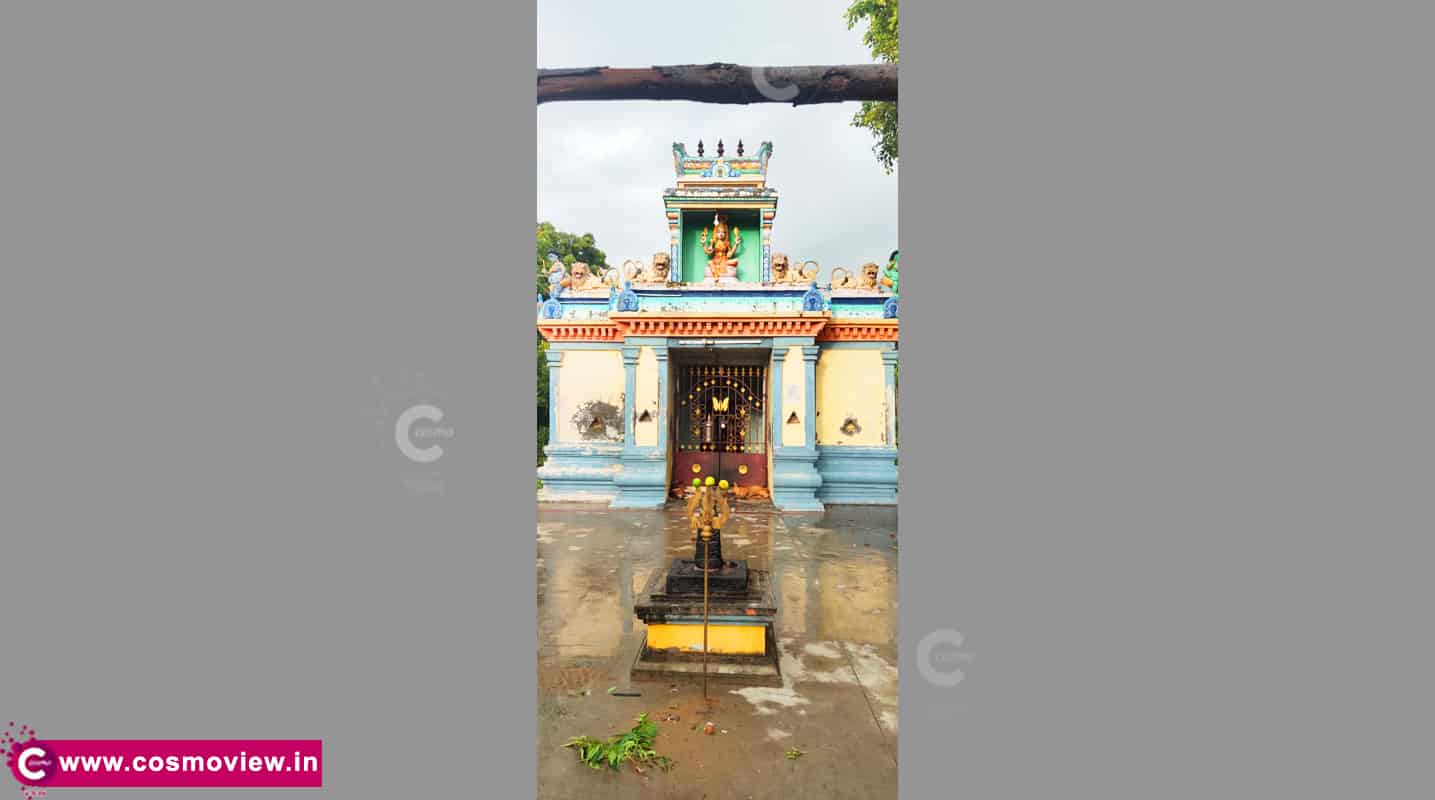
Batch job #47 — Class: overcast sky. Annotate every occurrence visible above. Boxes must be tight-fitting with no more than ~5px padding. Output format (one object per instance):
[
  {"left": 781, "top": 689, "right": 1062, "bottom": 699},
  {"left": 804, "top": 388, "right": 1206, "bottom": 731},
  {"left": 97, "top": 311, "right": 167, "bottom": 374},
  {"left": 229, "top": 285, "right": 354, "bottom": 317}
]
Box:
[{"left": 537, "top": 0, "right": 898, "bottom": 280}]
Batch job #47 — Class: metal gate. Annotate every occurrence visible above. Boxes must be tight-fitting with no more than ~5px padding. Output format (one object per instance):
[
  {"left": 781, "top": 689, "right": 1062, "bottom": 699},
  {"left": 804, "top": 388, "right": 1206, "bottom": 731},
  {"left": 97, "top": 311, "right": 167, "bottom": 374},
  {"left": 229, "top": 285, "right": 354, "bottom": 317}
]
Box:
[{"left": 672, "top": 360, "right": 768, "bottom": 491}]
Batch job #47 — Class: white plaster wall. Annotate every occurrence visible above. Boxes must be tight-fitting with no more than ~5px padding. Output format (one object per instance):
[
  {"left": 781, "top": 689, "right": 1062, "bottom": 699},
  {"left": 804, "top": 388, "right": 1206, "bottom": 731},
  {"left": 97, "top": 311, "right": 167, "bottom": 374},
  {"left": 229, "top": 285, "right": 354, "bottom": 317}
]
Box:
[
  {"left": 634, "top": 346, "right": 659, "bottom": 447},
  {"left": 781, "top": 345, "right": 806, "bottom": 447},
  {"left": 554, "top": 349, "right": 625, "bottom": 443}
]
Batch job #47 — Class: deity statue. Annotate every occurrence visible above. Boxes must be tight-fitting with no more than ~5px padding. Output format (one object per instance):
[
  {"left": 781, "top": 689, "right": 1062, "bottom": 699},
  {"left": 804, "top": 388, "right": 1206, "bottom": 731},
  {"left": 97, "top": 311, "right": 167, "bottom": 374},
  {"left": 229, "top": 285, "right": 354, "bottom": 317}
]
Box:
[
  {"left": 546, "top": 260, "right": 567, "bottom": 296},
  {"left": 770, "top": 253, "right": 818, "bottom": 285},
  {"left": 881, "top": 250, "right": 898, "bottom": 295},
  {"left": 699, "top": 213, "right": 742, "bottom": 280}
]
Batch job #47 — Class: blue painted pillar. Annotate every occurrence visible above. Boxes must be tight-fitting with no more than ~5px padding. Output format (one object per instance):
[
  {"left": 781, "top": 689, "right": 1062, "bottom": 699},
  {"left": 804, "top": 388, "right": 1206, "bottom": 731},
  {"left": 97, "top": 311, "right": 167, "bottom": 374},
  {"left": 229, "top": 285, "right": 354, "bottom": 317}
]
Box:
[
  {"left": 882, "top": 347, "right": 899, "bottom": 447},
  {"left": 621, "top": 346, "right": 639, "bottom": 449},
  {"left": 769, "top": 340, "right": 823, "bottom": 512},
  {"left": 802, "top": 345, "right": 820, "bottom": 450},
  {"left": 545, "top": 348, "right": 563, "bottom": 445},
  {"left": 669, "top": 211, "right": 683, "bottom": 282},
  {"left": 612, "top": 344, "right": 668, "bottom": 509},
  {"left": 761, "top": 222, "right": 772, "bottom": 283}
]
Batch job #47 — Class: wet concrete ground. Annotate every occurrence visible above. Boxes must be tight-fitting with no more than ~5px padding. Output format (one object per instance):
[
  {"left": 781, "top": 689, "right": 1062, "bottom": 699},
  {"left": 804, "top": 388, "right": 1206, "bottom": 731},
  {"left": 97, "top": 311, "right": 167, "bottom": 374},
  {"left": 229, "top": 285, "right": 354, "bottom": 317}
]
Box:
[{"left": 537, "top": 502, "right": 898, "bottom": 799}]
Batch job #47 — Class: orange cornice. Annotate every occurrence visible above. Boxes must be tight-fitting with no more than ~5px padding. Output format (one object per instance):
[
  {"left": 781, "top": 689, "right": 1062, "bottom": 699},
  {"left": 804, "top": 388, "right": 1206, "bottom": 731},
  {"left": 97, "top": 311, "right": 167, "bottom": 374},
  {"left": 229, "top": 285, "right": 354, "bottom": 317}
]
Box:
[
  {"left": 538, "top": 313, "right": 897, "bottom": 343},
  {"left": 816, "top": 318, "right": 900, "bottom": 343},
  {"left": 536, "top": 320, "right": 622, "bottom": 342},
  {"left": 609, "top": 312, "right": 829, "bottom": 338}
]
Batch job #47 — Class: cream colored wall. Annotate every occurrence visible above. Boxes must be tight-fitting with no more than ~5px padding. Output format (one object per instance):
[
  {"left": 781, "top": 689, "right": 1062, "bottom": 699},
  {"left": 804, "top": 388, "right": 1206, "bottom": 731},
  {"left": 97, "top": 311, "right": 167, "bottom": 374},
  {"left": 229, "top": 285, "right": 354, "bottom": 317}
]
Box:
[
  {"left": 780, "top": 345, "right": 806, "bottom": 447},
  {"left": 815, "top": 349, "right": 887, "bottom": 446},
  {"left": 634, "top": 346, "right": 659, "bottom": 447},
  {"left": 554, "top": 348, "right": 625, "bottom": 443}
]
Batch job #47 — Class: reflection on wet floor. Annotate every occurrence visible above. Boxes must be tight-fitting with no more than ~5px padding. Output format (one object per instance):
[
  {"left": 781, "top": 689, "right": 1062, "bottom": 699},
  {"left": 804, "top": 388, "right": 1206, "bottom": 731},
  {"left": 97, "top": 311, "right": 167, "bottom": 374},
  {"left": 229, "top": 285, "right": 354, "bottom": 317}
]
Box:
[
  {"left": 537, "top": 503, "right": 898, "bottom": 660},
  {"left": 537, "top": 502, "right": 902, "bottom": 796}
]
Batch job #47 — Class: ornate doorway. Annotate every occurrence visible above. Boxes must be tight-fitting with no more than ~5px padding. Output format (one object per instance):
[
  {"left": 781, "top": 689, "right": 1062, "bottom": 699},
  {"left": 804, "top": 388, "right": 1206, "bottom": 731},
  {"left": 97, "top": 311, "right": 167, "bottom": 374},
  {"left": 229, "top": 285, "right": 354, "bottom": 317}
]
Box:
[{"left": 672, "top": 356, "right": 768, "bottom": 491}]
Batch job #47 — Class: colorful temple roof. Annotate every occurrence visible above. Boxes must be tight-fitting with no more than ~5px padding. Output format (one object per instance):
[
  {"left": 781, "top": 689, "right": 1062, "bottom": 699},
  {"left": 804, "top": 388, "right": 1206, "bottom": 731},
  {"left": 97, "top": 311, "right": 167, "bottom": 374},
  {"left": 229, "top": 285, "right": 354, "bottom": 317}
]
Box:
[
  {"left": 671, "top": 140, "right": 773, "bottom": 190},
  {"left": 539, "top": 140, "right": 897, "bottom": 342}
]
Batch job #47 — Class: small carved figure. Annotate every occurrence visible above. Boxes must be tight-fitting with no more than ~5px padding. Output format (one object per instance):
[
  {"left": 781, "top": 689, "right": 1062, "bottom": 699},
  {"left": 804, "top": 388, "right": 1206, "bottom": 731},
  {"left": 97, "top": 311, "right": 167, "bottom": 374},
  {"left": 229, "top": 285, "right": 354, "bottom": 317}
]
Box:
[
  {"left": 547, "top": 261, "right": 567, "bottom": 295},
  {"left": 769, "top": 255, "right": 792, "bottom": 284},
  {"left": 567, "top": 261, "right": 590, "bottom": 290},
  {"left": 699, "top": 213, "right": 741, "bottom": 279},
  {"left": 881, "top": 249, "right": 899, "bottom": 295},
  {"left": 770, "top": 253, "right": 792, "bottom": 283},
  {"left": 832, "top": 262, "right": 883, "bottom": 291},
  {"left": 560, "top": 261, "right": 605, "bottom": 291},
  {"left": 858, "top": 261, "right": 882, "bottom": 290},
  {"left": 651, "top": 251, "right": 671, "bottom": 282},
  {"left": 770, "top": 253, "right": 818, "bottom": 285},
  {"left": 625, "top": 252, "right": 670, "bottom": 284}
]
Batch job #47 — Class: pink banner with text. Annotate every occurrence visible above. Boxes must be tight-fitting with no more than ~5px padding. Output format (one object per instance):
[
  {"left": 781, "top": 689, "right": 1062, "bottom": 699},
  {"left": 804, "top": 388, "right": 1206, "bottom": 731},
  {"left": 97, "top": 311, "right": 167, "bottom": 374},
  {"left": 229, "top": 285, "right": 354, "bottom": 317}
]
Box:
[{"left": 7, "top": 739, "right": 322, "bottom": 788}]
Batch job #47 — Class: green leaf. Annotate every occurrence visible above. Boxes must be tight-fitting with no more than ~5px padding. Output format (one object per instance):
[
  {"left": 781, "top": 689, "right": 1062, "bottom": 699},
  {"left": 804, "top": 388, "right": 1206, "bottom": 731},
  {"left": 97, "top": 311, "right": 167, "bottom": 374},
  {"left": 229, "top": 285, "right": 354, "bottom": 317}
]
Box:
[
  {"left": 562, "top": 713, "right": 677, "bottom": 775},
  {"left": 843, "top": 1, "right": 899, "bottom": 171}
]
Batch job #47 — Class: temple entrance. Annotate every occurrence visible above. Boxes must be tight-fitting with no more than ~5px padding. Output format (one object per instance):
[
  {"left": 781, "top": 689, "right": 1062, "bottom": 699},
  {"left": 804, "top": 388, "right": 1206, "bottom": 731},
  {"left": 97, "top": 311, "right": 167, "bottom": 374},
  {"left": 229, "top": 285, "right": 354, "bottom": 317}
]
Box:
[{"left": 671, "top": 352, "right": 769, "bottom": 493}]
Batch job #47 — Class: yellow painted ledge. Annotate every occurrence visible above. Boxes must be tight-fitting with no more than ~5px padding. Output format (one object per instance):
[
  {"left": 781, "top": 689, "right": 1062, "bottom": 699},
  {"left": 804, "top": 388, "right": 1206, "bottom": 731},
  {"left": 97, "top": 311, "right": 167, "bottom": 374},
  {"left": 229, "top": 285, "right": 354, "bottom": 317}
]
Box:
[{"left": 646, "top": 623, "right": 766, "bottom": 655}]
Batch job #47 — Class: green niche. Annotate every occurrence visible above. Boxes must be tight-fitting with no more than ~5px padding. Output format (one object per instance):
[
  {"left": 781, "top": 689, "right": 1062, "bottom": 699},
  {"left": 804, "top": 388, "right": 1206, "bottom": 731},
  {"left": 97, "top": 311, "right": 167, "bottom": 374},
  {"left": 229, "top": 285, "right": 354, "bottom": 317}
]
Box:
[{"left": 680, "top": 209, "right": 762, "bottom": 283}]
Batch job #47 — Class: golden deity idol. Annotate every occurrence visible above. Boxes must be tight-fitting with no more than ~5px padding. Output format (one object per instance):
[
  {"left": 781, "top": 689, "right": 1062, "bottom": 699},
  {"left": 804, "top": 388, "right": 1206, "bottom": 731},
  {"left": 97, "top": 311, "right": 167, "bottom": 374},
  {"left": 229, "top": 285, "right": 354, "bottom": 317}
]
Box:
[{"left": 699, "top": 213, "right": 742, "bottom": 279}]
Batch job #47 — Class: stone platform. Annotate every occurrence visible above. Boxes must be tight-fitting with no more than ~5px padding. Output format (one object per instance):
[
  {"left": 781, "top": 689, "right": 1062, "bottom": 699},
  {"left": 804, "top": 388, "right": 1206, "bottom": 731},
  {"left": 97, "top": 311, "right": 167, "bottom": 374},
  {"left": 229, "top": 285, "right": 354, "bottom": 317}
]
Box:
[
  {"left": 662, "top": 557, "right": 749, "bottom": 594},
  {"left": 632, "top": 564, "right": 780, "bottom": 685}
]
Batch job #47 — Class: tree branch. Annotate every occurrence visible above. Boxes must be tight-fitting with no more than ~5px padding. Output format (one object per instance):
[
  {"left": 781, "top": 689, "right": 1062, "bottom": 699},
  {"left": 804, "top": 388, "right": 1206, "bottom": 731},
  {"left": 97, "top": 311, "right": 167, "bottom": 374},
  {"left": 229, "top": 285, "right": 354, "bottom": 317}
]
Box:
[{"left": 537, "top": 63, "right": 897, "bottom": 106}]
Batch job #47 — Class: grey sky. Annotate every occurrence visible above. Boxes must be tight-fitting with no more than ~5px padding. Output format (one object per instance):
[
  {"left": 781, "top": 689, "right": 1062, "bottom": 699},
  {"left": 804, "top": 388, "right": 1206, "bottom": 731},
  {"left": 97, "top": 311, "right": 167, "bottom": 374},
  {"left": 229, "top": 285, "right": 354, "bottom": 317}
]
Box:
[{"left": 538, "top": 0, "right": 898, "bottom": 280}]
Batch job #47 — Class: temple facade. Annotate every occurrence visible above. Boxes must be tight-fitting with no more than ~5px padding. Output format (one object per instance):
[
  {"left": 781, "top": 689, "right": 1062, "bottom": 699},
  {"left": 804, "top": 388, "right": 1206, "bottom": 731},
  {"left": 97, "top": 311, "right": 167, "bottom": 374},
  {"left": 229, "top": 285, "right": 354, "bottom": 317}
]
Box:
[{"left": 538, "top": 140, "right": 898, "bottom": 512}]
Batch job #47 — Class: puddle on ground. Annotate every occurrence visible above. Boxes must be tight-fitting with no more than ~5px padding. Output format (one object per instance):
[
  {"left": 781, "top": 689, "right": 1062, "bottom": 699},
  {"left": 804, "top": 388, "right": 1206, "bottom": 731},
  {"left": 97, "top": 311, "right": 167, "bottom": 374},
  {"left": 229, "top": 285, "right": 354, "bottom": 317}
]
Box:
[{"left": 536, "top": 503, "right": 897, "bottom": 691}]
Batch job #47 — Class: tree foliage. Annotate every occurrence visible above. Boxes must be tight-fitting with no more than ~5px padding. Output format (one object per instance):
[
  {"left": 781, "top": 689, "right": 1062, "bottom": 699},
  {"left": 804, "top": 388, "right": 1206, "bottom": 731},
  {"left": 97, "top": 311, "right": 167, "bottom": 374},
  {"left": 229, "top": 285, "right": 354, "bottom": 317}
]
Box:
[
  {"left": 537, "top": 334, "right": 549, "bottom": 466},
  {"left": 536, "top": 222, "right": 609, "bottom": 465},
  {"left": 536, "top": 221, "right": 608, "bottom": 299},
  {"left": 845, "top": 0, "right": 898, "bottom": 172}
]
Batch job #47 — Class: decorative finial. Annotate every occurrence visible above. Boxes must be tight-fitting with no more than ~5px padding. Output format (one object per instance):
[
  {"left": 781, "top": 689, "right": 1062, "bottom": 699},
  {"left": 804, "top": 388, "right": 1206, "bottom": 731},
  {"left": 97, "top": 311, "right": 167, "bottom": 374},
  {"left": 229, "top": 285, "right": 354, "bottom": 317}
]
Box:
[
  {"left": 697, "top": 139, "right": 704, "bottom": 157},
  {"left": 717, "top": 139, "right": 724, "bottom": 157},
  {"left": 737, "top": 139, "right": 744, "bottom": 157}
]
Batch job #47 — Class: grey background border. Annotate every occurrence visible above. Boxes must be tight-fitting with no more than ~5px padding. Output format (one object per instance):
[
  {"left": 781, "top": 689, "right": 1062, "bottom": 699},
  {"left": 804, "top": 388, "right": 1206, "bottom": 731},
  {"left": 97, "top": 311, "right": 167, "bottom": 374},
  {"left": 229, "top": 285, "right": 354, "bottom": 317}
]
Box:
[
  {"left": 905, "top": 1, "right": 1432, "bottom": 796},
  {"left": 2, "top": 2, "right": 535, "bottom": 797}
]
